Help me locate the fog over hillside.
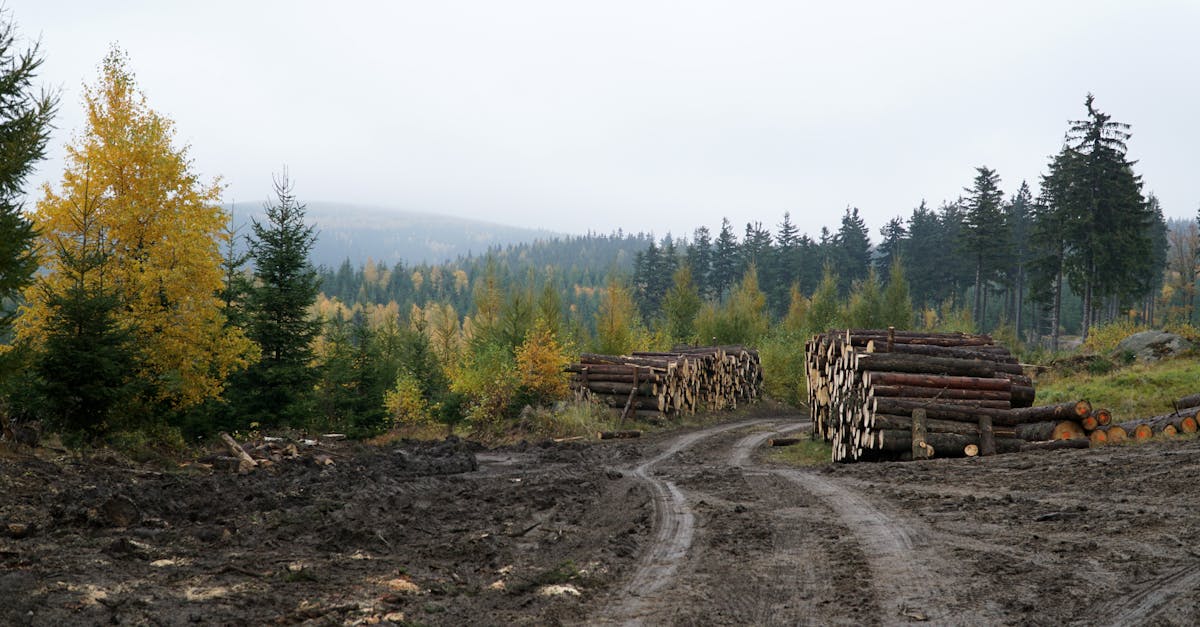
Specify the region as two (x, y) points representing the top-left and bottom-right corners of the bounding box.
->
(228, 202), (561, 268)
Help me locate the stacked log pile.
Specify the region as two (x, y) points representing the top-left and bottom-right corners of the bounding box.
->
(1097, 399), (1200, 444)
(568, 346), (761, 419)
(805, 329), (1104, 462)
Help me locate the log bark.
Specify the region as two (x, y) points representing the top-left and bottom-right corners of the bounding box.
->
(874, 429), (1021, 456)
(1175, 393), (1200, 410)
(863, 372), (1012, 392)
(1008, 400), (1092, 423)
(1014, 420), (1086, 441)
(597, 430), (642, 440)
(1019, 438), (1091, 452)
(911, 409), (930, 460)
(869, 413), (1015, 437)
(220, 432), (258, 473)
(979, 415), (995, 456)
(854, 353), (999, 378)
(867, 385), (1012, 401)
(865, 340), (1019, 363)
(869, 398), (1019, 424)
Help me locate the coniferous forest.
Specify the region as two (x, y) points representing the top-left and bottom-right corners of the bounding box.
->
(0, 30), (1191, 451)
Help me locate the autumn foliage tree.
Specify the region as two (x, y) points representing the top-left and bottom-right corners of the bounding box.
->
(19, 49), (254, 421)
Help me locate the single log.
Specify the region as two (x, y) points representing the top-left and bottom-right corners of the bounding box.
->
(597, 430), (642, 440)
(1010, 385), (1036, 408)
(869, 398), (1019, 425)
(870, 413), (1015, 437)
(875, 429), (1021, 456)
(566, 363), (665, 376)
(1080, 414), (1099, 432)
(1175, 393), (1200, 410)
(1014, 420), (1086, 441)
(867, 385), (1012, 401)
(1162, 424), (1179, 437)
(1089, 429), (1109, 447)
(1102, 425), (1128, 444)
(866, 340), (1019, 363)
(580, 381), (654, 396)
(1092, 408), (1113, 427)
(769, 437), (803, 447)
(1020, 438), (1091, 452)
(220, 432), (258, 473)
(854, 353), (999, 378)
(863, 371), (1012, 392)
(1009, 400), (1093, 423)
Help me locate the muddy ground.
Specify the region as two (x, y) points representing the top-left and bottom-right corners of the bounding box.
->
(2, 413), (1199, 626)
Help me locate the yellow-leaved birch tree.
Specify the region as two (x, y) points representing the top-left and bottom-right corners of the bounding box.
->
(19, 49), (254, 409)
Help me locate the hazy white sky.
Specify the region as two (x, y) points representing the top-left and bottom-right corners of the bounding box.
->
(8, 1), (1200, 239)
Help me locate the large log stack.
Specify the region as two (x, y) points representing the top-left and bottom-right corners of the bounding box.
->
(568, 346), (762, 419)
(804, 329), (1089, 462)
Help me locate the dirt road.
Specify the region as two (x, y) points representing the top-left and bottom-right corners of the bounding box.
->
(3, 414), (1200, 625)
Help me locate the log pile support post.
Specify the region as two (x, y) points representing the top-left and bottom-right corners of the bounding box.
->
(911, 408), (931, 460)
(979, 414), (995, 456)
(619, 366), (638, 426)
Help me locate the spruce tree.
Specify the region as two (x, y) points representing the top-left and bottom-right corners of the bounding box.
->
(832, 207), (871, 295)
(712, 218), (740, 297)
(686, 226), (714, 299)
(960, 166), (1008, 331)
(236, 173), (321, 428)
(0, 17), (55, 339)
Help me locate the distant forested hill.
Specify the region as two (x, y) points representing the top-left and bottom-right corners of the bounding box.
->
(228, 201), (560, 268)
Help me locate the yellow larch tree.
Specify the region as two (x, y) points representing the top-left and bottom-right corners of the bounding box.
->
(19, 49), (254, 408)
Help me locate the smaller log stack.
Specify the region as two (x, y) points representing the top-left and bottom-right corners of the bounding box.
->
(568, 346), (761, 419)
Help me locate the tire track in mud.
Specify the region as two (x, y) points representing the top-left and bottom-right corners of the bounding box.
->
(596, 418), (780, 625)
(1098, 560), (1200, 626)
(735, 423), (970, 624)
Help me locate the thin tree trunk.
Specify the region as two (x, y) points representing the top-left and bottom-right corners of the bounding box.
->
(1052, 268), (1062, 352)
(974, 259), (983, 332)
(1015, 267), (1024, 340)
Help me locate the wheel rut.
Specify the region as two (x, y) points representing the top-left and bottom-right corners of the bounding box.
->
(594, 418), (780, 625)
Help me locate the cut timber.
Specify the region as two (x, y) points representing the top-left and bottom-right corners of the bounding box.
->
(1175, 393), (1200, 410)
(870, 413), (1015, 437)
(863, 372), (1012, 392)
(854, 353), (999, 378)
(1014, 420), (1086, 441)
(867, 385), (1012, 401)
(869, 398), (1018, 425)
(911, 408), (930, 460)
(769, 437), (802, 447)
(1009, 401), (1092, 423)
(866, 340), (1019, 363)
(1103, 425), (1128, 444)
(1092, 408), (1113, 427)
(1127, 423), (1153, 441)
(1089, 429), (1108, 447)
(1080, 414), (1099, 432)
(597, 430), (642, 440)
(1020, 438), (1091, 452)
(979, 415), (995, 456)
(875, 429), (1021, 456)
(1162, 424), (1179, 437)
(220, 432), (258, 473)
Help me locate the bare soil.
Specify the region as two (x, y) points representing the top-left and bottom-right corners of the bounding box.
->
(3, 414), (1199, 626)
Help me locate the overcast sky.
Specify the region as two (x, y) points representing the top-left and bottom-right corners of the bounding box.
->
(8, 1), (1200, 240)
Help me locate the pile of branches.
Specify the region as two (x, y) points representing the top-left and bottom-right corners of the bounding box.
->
(806, 329), (1102, 462)
(568, 346), (762, 419)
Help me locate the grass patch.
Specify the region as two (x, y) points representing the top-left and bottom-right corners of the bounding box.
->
(1036, 357), (1200, 420)
(767, 438), (831, 466)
